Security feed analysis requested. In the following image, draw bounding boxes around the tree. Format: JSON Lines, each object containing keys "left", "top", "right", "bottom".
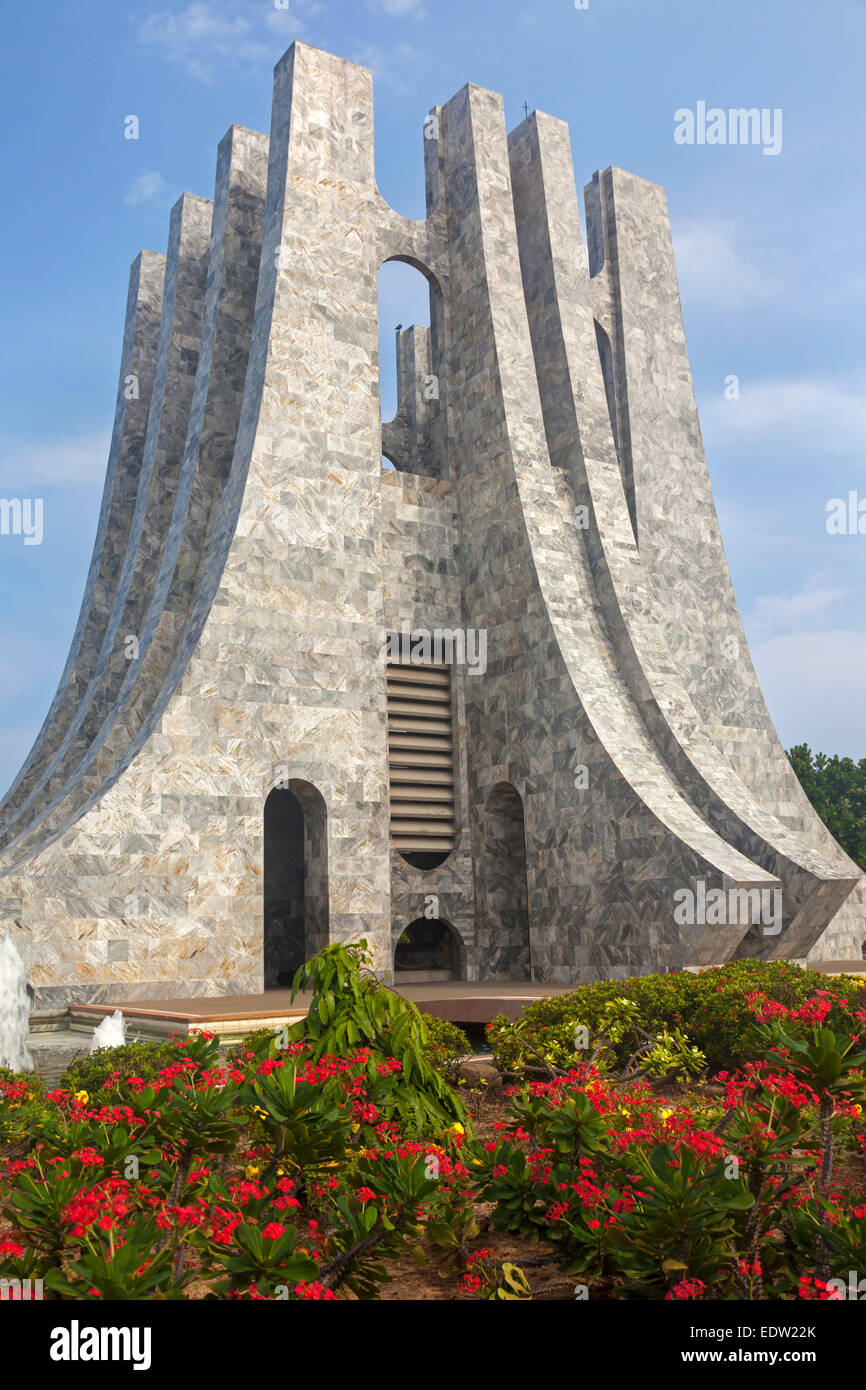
{"left": 787, "top": 744, "right": 866, "bottom": 872}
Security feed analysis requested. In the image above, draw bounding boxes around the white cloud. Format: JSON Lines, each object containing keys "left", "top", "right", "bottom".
{"left": 751, "top": 585, "right": 846, "bottom": 633}
{"left": 700, "top": 373, "right": 866, "bottom": 456}
{"left": 715, "top": 498, "right": 795, "bottom": 555}
{"left": 673, "top": 218, "right": 783, "bottom": 310}
{"left": 751, "top": 628, "right": 866, "bottom": 756}
{"left": 136, "top": 3, "right": 273, "bottom": 82}
{"left": 124, "top": 170, "right": 168, "bottom": 208}
{"left": 264, "top": 6, "right": 308, "bottom": 34}
{"left": 136, "top": 2, "right": 418, "bottom": 88}
{"left": 348, "top": 41, "right": 420, "bottom": 92}
{"left": 367, "top": 0, "right": 425, "bottom": 14}
{"left": 0, "top": 430, "right": 111, "bottom": 488}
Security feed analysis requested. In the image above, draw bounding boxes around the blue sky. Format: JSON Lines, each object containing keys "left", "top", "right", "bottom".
{"left": 1, "top": 0, "right": 865, "bottom": 795}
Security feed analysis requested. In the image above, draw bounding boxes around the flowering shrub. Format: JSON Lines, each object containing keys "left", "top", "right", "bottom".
{"left": 466, "top": 985, "right": 866, "bottom": 1299}
{"left": 421, "top": 1016, "right": 473, "bottom": 1084}
{"left": 1, "top": 958, "right": 863, "bottom": 1301}
{"left": 0, "top": 1028, "right": 477, "bottom": 1300}
{"left": 457, "top": 1252, "right": 531, "bottom": 1299}
{"left": 487, "top": 959, "right": 863, "bottom": 1074}
{"left": 0, "top": 947, "right": 478, "bottom": 1301}
{"left": 61, "top": 1040, "right": 181, "bottom": 1097}
{"left": 0, "top": 1065, "right": 46, "bottom": 1147}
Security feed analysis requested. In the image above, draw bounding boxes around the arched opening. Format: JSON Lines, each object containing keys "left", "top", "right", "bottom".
{"left": 478, "top": 782, "right": 531, "bottom": 980}
{"left": 263, "top": 781, "right": 329, "bottom": 988}
{"left": 401, "top": 850, "right": 451, "bottom": 870}
{"left": 378, "top": 259, "right": 443, "bottom": 478}
{"left": 394, "top": 916, "right": 464, "bottom": 982}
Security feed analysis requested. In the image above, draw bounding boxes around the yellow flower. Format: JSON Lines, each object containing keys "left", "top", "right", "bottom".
{"left": 351, "top": 1122, "right": 360, "bottom": 1133}
{"left": 659, "top": 1109, "right": 673, "bottom": 1121}
{"left": 852, "top": 1105, "right": 862, "bottom": 1117}
{"left": 446, "top": 1122, "right": 465, "bottom": 1138}
{"left": 73, "top": 1090, "right": 89, "bottom": 1106}
{"left": 245, "top": 1164, "right": 260, "bottom": 1179}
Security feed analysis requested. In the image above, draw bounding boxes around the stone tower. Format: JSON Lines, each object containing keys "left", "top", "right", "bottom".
{"left": 0, "top": 42, "right": 862, "bottom": 1008}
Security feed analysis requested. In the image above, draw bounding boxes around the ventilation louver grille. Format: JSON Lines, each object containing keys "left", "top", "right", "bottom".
{"left": 387, "top": 661, "right": 455, "bottom": 853}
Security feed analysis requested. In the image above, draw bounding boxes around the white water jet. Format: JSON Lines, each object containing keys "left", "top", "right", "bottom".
{"left": 0, "top": 930, "right": 34, "bottom": 1073}
{"left": 90, "top": 1008, "right": 127, "bottom": 1053}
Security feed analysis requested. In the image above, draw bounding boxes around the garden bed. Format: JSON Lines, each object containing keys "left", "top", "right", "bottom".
{"left": 2, "top": 947, "right": 865, "bottom": 1302}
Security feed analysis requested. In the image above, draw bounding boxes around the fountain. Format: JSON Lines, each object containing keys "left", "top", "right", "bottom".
{"left": 0, "top": 930, "right": 34, "bottom": 1073}
{"left": 89, "top": 1008, "right": 127, "bottom": 1053}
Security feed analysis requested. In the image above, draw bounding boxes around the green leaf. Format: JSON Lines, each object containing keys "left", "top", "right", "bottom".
{"left": 649, "top": 1145, "right": 676, "bottom": 1182}
{"left": 721, "top": 1189, "right": 755, "bottom": 1211}
{"left": 819, "top": 1051, "right": 843, "bottom": 1085}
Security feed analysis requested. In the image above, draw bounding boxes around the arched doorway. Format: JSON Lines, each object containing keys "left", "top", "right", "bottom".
{"left": 378, "top": 258, "right": 444, "bottom": 479}
{"left": 478, "top": 782, "right": 531, "bottom": 980}
{"left": 394, "top": 917, "right": 464, "bottom": 982}
{"left": 263, "top": 781, "right": 328, "bottom": 988}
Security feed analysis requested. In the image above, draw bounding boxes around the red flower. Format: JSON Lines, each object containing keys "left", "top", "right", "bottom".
{"left": 294, "top": 1281, "right": 337, "bottom": 1301}
{"left": 666, "top": 1278, "right": 706, "bottom": 1301}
